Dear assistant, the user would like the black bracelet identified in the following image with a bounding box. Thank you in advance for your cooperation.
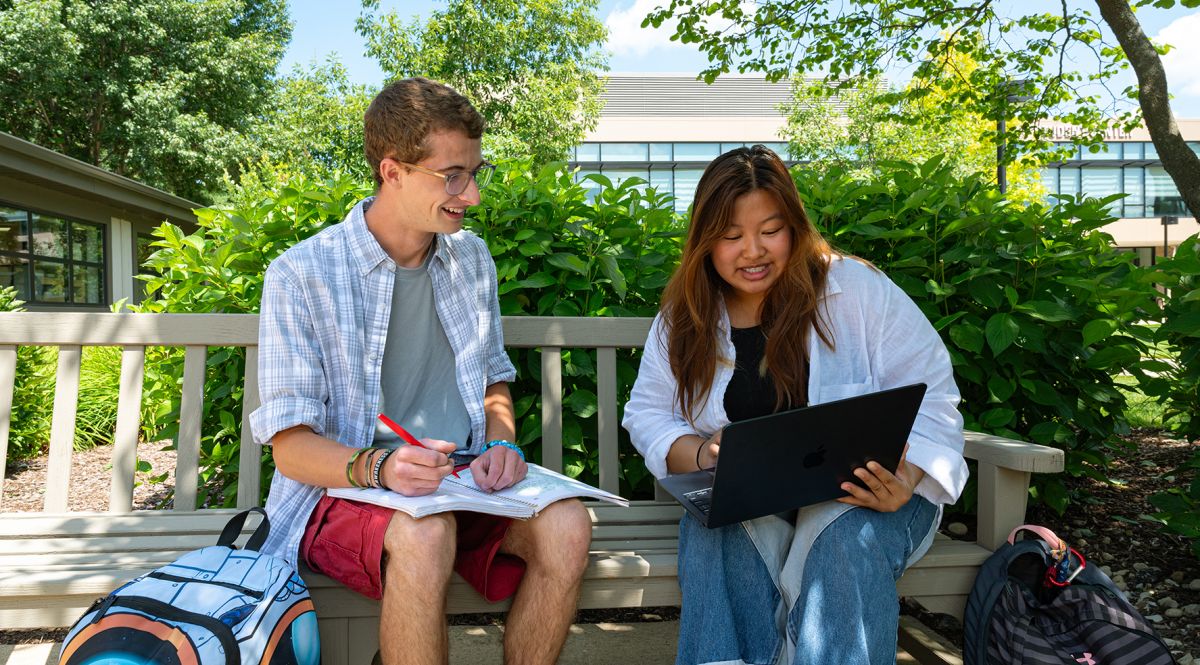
[372,448,396,490]
[695,437,706,470]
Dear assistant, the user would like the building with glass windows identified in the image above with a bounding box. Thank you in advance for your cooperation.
[571,75,1199,261]
[0,131,198,310]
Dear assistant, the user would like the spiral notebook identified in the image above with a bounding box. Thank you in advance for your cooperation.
[328,463,628,519]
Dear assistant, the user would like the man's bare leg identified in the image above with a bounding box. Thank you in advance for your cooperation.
[499,499,592,665]
[379,511,457,665]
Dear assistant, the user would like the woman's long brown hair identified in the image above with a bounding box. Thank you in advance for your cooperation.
[660,145,836,422]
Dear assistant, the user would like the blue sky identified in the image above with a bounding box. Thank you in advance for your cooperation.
[281,1,1200,117]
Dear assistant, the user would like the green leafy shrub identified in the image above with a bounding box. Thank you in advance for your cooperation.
[468,160,684,495]
[1,287,53,460]
[1139,235,1200,557]
[133,172,372,506]
[792,158,1162,514]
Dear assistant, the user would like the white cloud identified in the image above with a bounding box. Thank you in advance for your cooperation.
[1156,11,1200,98]
[604,0,685,58]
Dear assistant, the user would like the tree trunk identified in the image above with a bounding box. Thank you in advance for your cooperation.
[1095,0,1200,224]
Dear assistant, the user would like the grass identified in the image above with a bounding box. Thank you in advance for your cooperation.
[1114,374,1169,430]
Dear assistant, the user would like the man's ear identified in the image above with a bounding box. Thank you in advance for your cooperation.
[378,158,404,190]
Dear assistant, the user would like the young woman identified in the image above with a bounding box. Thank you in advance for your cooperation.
[623,145,968,665]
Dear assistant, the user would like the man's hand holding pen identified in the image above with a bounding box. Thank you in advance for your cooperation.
[382,438,457,496]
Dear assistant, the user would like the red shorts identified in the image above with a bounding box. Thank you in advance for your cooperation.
[299,495,526,602]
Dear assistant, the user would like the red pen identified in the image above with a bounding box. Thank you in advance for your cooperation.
[377,413,460,478]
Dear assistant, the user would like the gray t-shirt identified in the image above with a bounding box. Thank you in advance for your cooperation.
[373,249,471,451]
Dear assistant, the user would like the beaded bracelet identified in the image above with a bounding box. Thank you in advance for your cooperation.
[371,448,396,490]
[345,447,371,488]
[484,439,524,460]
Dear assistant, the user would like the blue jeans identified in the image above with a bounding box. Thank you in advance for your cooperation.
[676,497,938,665]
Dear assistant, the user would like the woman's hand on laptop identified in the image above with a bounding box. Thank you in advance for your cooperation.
[696,431,722,471]
[837,448,926,512]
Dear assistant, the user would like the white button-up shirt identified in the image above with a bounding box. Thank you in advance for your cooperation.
[622,256,968,506]
[250,198,517,565]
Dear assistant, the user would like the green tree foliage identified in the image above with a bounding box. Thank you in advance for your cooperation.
[249,58,376,185]
[782,76,1043,203]
[644,0,1200,220]
[0,0,290,202]
[792,157,1162,514]
[357,0,608,164]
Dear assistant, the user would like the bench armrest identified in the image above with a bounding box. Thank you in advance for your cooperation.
[961,430,1065,551]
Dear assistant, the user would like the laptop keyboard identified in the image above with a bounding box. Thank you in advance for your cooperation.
[683,487,713,515]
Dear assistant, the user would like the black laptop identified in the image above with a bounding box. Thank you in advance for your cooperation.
[659,382,927,528]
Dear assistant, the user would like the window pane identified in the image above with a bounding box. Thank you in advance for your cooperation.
[575,144,600,161]
[72,265,104,304]
[759,142,790,157]
[31,214,67,258]
[1147,166,1185,215]
[649,143,673,161]
[720,143,745,154]
[1084,142,1120,160]
[649,169,673,196]
[1060,167,1081,197]
[72,222,104,263]
[1081,167,1122,214]
[673,143,720,161]
[1123,142,1144,160]
[673,168,705,214]
[33,260,66,302]
[1123,167,1145,217]
[1144,142,1158,159]
[0,254,28,299]
[0,207,28,253]
[1039,168,1059,197]
[1190,142,1200,157]
[600,143,648,161]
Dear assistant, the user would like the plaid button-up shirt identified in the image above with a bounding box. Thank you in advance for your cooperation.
[250,197,517,565]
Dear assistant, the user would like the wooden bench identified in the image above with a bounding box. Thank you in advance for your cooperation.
[0,312,1063,664]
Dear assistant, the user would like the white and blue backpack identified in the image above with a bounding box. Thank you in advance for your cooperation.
[60,508,320,665]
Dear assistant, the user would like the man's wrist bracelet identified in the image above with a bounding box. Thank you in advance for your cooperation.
[484,439,524,460]
[346,447,371,488]
[371,448,395,490]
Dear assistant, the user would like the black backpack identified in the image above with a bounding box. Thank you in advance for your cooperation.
[963,524,1175,665]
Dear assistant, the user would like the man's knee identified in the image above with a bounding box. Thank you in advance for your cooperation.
[526,499,591,576]
[383,511,457,580]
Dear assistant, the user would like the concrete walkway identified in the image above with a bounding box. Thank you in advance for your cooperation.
[2,621,932,665]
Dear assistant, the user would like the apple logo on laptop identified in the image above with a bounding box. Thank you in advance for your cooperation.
[802,445,826,469]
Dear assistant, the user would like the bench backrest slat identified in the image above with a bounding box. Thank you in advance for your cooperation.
[238,345,261,509]
[540,347,563,473]
[597,347,619,495]
[109,346,146,513]
[175,345,207,511]
[45,346,82,512]
[0,344,14,498]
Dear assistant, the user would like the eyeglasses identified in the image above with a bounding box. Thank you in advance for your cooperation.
[394,159,496,196]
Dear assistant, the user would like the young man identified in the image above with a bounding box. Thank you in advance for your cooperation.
[250,77,592,665]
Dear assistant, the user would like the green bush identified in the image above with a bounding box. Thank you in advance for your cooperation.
[1,287,53,459]
[133,172,372,506]
[792,158,1163,514]
[468,160,684,495]
[1139,235,1200,557]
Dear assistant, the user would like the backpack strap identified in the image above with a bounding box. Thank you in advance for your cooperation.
[217,507,270,552]
[1007,524,1062,548]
